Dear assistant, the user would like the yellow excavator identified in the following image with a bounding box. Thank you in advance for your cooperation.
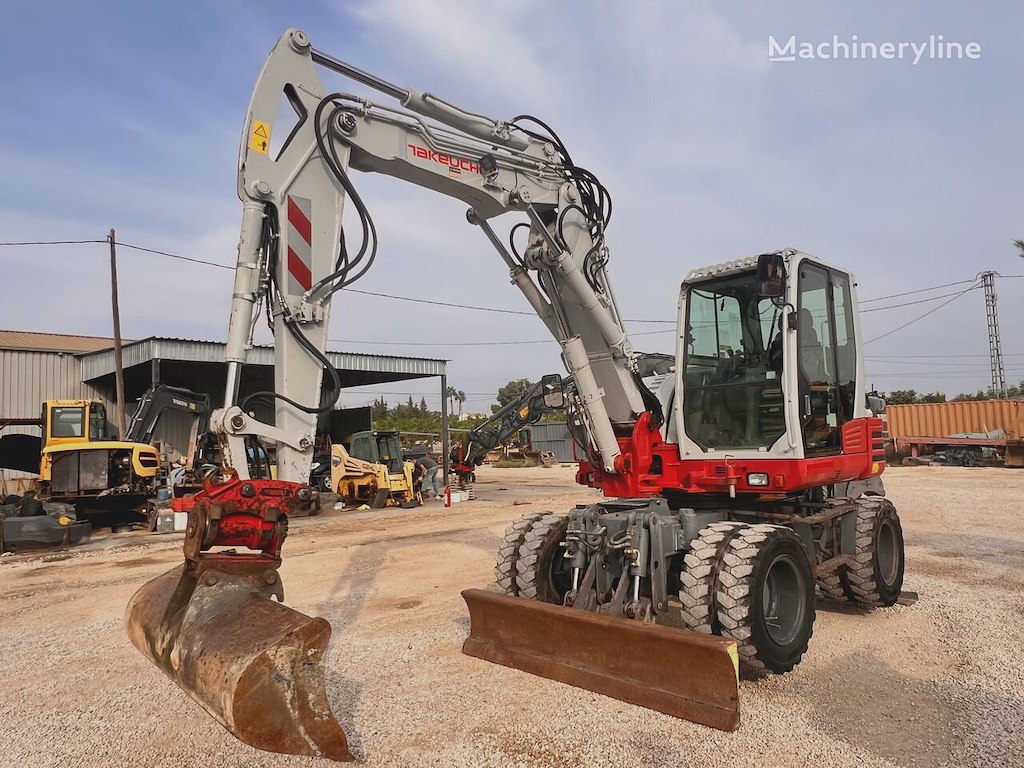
[126,29,904,761]
[1,399,160,519]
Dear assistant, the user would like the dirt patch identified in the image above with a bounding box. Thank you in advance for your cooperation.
[116,556,171,568]
[41,553,73,563]
[395,600,421,610]
[790,653,954,767]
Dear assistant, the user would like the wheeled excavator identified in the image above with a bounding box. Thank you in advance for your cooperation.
[126,29,905,761]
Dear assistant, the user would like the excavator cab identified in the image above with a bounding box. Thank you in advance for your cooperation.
[348,430,403,474]
[679,251,863,464]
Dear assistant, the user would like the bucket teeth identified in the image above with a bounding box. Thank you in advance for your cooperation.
[125,563,352,761]
[461,588,740,731]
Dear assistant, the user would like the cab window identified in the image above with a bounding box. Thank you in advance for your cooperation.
[51,407,86,438]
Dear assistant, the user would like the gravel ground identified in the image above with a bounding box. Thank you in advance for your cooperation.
[1,465,1022,768]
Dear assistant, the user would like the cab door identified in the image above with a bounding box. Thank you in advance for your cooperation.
[796,263,857,455]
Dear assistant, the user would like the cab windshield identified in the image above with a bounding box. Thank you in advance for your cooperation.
[682,273,786,450]
[51,407,86,438]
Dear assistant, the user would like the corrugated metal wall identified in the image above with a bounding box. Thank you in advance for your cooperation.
[886,400,1024,440]
[530,422,576,463]
[0,350,113,480]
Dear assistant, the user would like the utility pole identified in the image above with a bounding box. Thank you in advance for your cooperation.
[980,271,1006,398]
[109,229,127,436]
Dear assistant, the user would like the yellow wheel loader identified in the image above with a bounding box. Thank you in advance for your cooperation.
[329,430,421,508]
[125,29,905,761]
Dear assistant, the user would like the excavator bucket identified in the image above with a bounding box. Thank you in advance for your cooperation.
[125,563,351,761]
[461,589,740,731]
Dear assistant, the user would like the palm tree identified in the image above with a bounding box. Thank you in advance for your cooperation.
[456,390,466,419]
[1015,239,1024,258]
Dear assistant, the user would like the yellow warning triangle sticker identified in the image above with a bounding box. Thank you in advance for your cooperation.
[250,120,272,155]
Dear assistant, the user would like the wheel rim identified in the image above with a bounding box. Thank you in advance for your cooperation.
[761,553,805,646]
[545,535,573,600]
[876,517,900,586]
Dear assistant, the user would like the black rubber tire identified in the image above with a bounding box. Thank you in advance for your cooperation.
[716,524,816,673]
[494,512,545,595]
[17,496,45,518]
[515,513,572,604]
[841,497,905,607]
[679,521,745,633]
[320,474,333,493]
[816,569,848,602]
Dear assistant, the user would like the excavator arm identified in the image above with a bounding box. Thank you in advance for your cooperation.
[452,374,568,478]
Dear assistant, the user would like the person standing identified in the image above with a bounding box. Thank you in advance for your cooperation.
[417,451,442,500]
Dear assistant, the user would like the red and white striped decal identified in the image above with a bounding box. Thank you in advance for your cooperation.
[286,195,312,294]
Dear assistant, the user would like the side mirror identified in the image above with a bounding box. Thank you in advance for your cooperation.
[540,374,566,409]
[756,253,786,298]
[543,391,565,409]
[866,394,886,415]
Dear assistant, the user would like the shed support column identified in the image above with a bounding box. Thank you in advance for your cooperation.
[440,373,449,486]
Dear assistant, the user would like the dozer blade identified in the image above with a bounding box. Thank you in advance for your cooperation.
[461,589,740,731]
[125,563,352,761]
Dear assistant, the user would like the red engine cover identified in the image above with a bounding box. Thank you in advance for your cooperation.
[577,414,885,499]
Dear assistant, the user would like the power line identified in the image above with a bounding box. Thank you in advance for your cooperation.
[338,287,673,324]
[866,353,1024,359]
[863,283,981,345]
[0,239,107,246]
[5,239,1019,342]
[327,328,673,347]
[0,237,235,269]
[116,242,234,270]
[861,289,981,313]
[858,278,977,303]
[0,238,676,323]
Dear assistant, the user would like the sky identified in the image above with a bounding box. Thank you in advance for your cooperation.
[1,1,1022,414]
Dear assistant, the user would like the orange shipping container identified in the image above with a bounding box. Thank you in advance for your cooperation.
[886,400,1024,441]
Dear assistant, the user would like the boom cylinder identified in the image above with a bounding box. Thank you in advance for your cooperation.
[224,201,267,403]
[564,336,621,472]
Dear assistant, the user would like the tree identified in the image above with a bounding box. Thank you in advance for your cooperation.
[492,378,533,414]
[444,387,467,419]
[884,390,919,405]
[371,396,389,422]
[1014,239,1024,258]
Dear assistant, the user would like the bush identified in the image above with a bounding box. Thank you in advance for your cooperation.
[492,457,540,469]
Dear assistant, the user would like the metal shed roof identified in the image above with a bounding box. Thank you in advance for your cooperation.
[0,330,132,354]
[79,337,445,382]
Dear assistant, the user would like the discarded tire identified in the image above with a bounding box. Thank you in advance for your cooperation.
[715,524,815,673]
[515,513,572,604]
